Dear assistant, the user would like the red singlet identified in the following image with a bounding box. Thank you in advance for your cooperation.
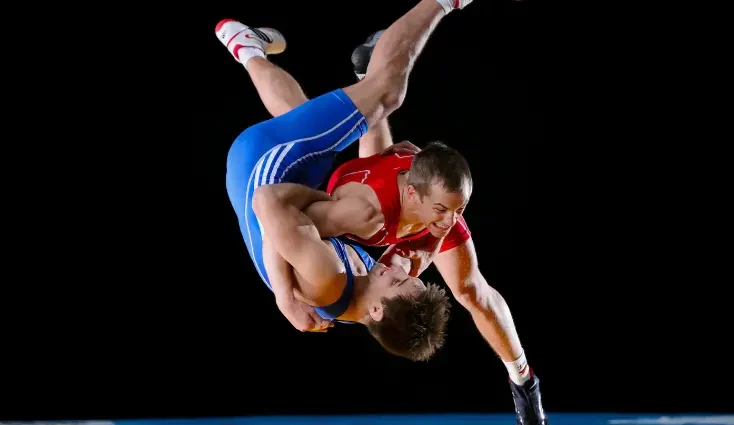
[326,153,471,253]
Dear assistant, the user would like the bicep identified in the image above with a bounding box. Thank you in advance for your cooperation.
[434,239,495,309]
[303,197,382,239]
[439,216,472,253]
[433,239,479,291]
[261,234,296,299]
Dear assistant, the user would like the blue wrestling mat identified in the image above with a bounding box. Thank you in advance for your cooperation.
[6,414,733,425]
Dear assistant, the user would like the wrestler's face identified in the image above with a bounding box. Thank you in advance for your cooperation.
[409,181,471,238]
[368,262,426,301]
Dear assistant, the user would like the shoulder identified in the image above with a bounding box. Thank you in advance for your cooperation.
[336,153,413,175]
[318,239,351,303]
[300,239,349,306]
[365,152,415,170]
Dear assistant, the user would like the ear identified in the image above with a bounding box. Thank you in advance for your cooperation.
[369,303,384,322]
[406,184,419,202]
[462,181,473,200]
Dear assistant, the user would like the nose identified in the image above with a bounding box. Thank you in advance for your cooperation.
[442,212,457,227]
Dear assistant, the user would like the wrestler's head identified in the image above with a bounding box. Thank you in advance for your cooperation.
[361,262,451,361]
[405,141,473,238]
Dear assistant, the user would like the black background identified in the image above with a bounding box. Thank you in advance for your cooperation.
[5,0,730,421]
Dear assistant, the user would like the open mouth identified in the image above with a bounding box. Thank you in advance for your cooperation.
[432,223,450,231]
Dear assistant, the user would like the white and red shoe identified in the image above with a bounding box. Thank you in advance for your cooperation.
[436,0,474,14]
[215,19,286,64]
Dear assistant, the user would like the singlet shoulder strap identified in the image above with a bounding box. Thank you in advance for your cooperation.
[312,238,355,321]
[347,242,376,271]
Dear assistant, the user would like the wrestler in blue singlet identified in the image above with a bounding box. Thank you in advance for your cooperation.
[225,88,376,321]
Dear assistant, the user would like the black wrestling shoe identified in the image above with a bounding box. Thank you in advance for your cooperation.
[510,371,549,425]
[351,30,384,80]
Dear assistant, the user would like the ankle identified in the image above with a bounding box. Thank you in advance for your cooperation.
[239,48,266,70]
[245,56,269,72]
[504,350,532,386]
[434,0,457,14]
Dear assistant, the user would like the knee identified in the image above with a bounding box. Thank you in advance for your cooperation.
[345,73,407,125]
[380,74,407,112]
[236,123,266,145]
[365,72,407,114]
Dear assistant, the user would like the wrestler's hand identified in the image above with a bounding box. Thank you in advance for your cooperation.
[393,235,444,277]
[395,245,431,277]
[277,295,334,333]
[381,140,421,156]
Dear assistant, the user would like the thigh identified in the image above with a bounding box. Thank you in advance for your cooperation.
[250,88,368,189]
[226,88,367,218]
[225,88,369,289]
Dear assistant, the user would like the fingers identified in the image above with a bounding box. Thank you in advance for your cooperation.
[292,316,325,333]
[397,140,420,153]
[395,247,417,258]
[391,146,419,153]
[307,315,333,332]
[297,323,330,333]
[307,323,331,333]
[381,141,421,155]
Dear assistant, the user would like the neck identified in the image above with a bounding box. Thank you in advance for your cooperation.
[337,275,372,324]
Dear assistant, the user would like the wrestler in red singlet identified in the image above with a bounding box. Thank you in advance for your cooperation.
[326,153,471,252]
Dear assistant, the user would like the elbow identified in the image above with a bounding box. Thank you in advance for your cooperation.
[361,202,382,227]
[350,203,383,239]
[454,278,499,312]
[252,185,277,217]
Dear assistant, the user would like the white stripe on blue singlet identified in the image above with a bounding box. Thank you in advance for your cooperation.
[242,109,363,286]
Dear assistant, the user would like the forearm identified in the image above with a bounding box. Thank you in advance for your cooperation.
[261,233,297,302]
[359,118,394,158]
[260,183,333,210]
[253,185,321,255]
[462,281,524,362]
